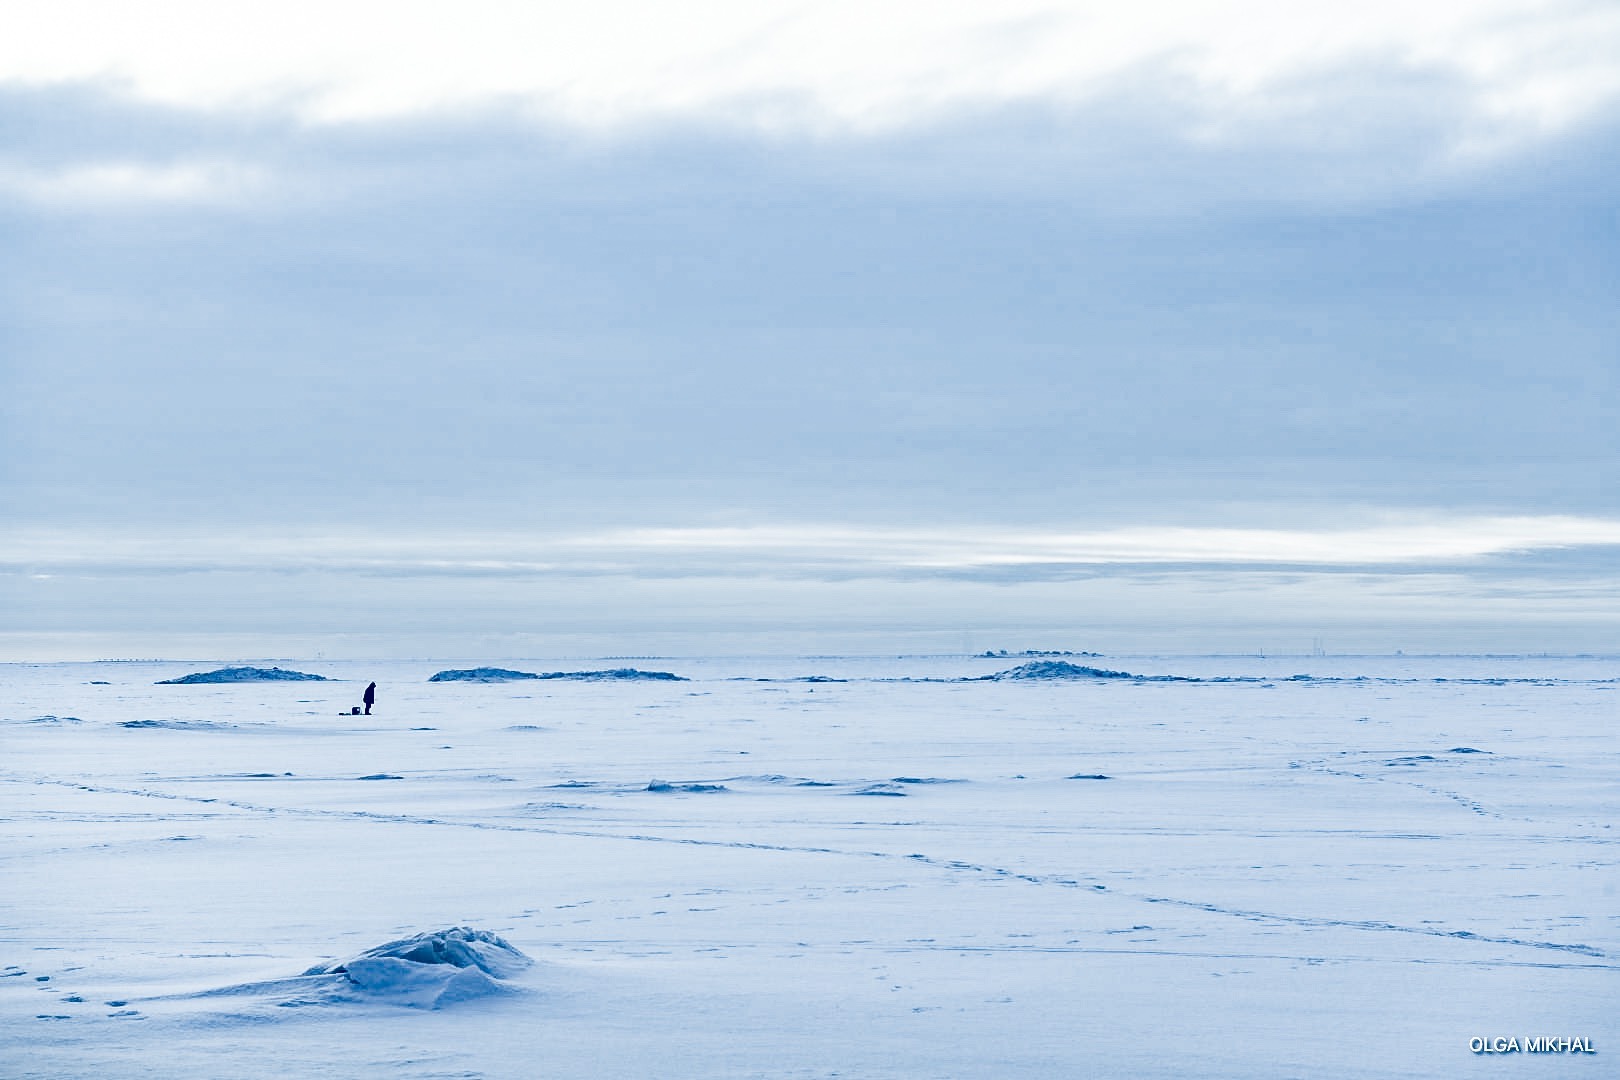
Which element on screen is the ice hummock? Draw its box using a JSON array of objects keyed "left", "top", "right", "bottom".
[
  {"left": 429, "top": 667, "right": 541, "bottom": 682},
  {"left": 429, "top": 666, "right": 685, "bottom": 682},
  {"left": 293, "top": 928, "right": 532, "bottom": 1009},
  {"left": 157, "top": 666, "right": 327, "bottom": 684},
  {"left": 164, "top": 928, "right": 534, "bottom": 1014},
  {"left": 303, "top": 927, "right": 531, "bottom": 979},
  {"left": 979, "top": 660, "right": 1136, "bottom": 680}
]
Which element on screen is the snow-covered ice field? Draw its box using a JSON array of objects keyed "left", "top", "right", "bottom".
[{"left": 2, "top": 654, "right": 1614, "bottom": 1078}]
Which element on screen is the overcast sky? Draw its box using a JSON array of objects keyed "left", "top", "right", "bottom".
[{"left": 4, "top": 1, "right": 1618, "bottom": 658}]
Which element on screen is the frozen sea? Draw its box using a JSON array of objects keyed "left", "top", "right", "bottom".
[{"left": 2, "top": 653, "right": 1614, "bottom": 1078}]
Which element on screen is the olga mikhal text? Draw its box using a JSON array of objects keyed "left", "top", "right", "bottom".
[{"left": 1470, "top": 1036, "right": 1594, "bottom": 1054}]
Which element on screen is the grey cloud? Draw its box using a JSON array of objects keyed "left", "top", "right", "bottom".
[{"left": 4, "top": 76, "right": 1617, "bottom": 534}]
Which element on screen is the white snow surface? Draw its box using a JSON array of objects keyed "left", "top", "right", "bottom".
[{"left": 2, "top": 653, "right": 1615, "bottom": 1078}]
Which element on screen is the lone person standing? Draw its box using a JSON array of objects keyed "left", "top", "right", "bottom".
[{"left": 363, "top": 681, "right": 376, "bottom": 715}]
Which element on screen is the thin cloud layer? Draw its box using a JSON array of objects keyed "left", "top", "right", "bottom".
[
  {"left": 0, "top": 158, "right": 266, "bottom": 205},
  {"left": 592, "top": 518, "right": 1620, "bottom": 572},
  {"left": 9, "top": 517, "right": 1620, "bottom": 579}
]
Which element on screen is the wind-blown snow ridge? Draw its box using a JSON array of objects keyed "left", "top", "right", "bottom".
[
  {"left": 429, "top": 667, "right": 685, "bottom": 682},
  {"left": 157, "top": 666, "right": 326, "bottom": 684}
]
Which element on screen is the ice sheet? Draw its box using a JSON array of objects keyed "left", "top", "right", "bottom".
[{"left": 2, "top": 655, "right": 1614, "bottom": 1077}]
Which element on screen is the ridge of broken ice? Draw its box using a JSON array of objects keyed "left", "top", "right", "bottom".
[
  {"left": 429, "top": 666, "right": 685, "bottom": 682},
  {"left": 979, "top": 660, "right": 1137, "bottom": 681},
  {"left": 156, "top": 666, "right": 327, "bottom": 685},
  {"left": 428, "top": 667, "right": 542, "bottom": 682}
]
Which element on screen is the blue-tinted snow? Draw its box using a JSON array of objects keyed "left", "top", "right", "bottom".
[{"left": 1, "top": 654, "right": 1614, "bottom": 1077}]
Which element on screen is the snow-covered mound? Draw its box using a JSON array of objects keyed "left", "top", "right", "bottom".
[
  {"left": 647, "top": 779, "right": 728, "bottom": 793},
  {"left": 539, "top": 667, "right": 685, "bottom": 681},
  {"left": 157, "top": 666, "right": 327, "bottom": 684},
  {"left": 296, "top": 928, "right": 532, "bottom": 1009},
  {"left": 429, "top": 667, "right": 542, "bottom": 682},
  {"left": 430, "top": 667, "right": 685, "bottom": 682},
  {"left": 980, "top": 661, "right": 1135, "bottom": 681}
]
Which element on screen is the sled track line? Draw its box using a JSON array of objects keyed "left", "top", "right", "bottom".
[{"left": 10, "top": 773, "right": 1609, "bottom": 963}]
